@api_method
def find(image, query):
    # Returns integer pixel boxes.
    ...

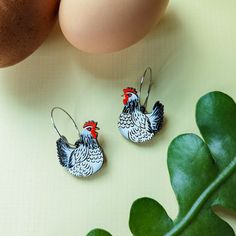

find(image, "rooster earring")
[118,67,164,143]
[51,107,104,177]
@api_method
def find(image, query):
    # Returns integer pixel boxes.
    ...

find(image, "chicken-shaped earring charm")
[51,107,104,177]
[118,67,164,143]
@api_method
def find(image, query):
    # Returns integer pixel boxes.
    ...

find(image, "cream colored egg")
[59,0,169,53]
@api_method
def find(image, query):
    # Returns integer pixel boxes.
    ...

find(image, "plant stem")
[165,156,236,236]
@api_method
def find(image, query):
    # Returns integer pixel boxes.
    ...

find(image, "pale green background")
[0,0,236,235]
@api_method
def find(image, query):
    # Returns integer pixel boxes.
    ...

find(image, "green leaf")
[87,229,112,236]
[129,91,236,236]
[166,134,236,236]
[196,91,236,212]
[129,198,173,236]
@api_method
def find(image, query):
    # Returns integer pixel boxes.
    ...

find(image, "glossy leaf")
[129,91,236,236]
[88,92,236,236]
[196,91,236,212]
[129,198,173,236]
[87,229,112,236]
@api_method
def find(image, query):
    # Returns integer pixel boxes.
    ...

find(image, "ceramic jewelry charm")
[51,107,104,177]
[118,67,164,143]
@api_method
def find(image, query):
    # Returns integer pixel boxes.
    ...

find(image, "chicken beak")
[96,127,100,130]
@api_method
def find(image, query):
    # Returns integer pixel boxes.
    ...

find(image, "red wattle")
[91,130,98,139]
[123,95,128,105]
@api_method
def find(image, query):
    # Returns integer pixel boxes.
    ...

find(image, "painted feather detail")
[118,87,164,143]
[56,121,104,177]
[147,101,164,132]
[56,137,75,168]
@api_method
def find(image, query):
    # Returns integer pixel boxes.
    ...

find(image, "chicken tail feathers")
[56,137,75,168]
[148,101,164,132]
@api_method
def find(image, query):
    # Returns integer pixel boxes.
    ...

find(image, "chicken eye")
[87,127,92,131]
[128,93,132,97]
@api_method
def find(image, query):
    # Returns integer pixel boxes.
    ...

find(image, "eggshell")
[59,0,169,53]
[0,0,59,68]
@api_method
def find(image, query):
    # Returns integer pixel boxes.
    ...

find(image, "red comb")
[83,121,97,128]
[123,87,137,94]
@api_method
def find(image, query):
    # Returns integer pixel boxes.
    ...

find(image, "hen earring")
[118,67,164,143]
[51,107,104,177]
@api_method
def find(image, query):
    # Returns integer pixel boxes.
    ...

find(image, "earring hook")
[139,67,152,112]
[51,107,80,146]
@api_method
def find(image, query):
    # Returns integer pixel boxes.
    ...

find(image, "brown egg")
[0,0,59,68]
[59,0,169,53]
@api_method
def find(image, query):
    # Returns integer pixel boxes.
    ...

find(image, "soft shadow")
[73,9,183,82]
[0,23,74,108]
[0,10,183,107]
